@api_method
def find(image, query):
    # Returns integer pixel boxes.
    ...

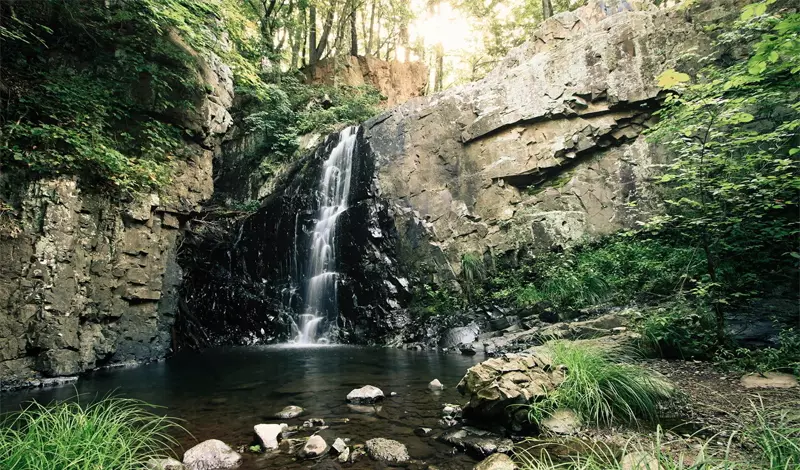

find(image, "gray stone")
[35,349,81,377]
[299,435,327,458]
[145,458,185,470]
[474,453,517,470]
[183,439,242,470]
[337,446,350,463]
[429,378,445,390]
[441,323,481,348]
[254,423,287,450]
[439,429,513,457]
[275,405,304,419]
[346,385,384,404]
[331,437,348,456]
[365,438,410,463]
[414,427,433,437]
[541,409,581,435]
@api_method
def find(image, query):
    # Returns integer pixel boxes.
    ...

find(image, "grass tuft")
[528,342,673,427]
[0,396,183,470]
[745,399,800,470]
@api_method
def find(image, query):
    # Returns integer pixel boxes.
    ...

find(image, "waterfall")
[293,126,358,344]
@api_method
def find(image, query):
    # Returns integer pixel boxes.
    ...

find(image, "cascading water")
[292,126,358,344]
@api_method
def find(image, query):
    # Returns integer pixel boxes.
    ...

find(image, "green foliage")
[239,74,383,163]
[489,238,700,312]
[0,397,181,470]
[413,283,466,317]
[524,342,672,427]
[648,5,800,341]
[715,328,800,375]
[745,400,800,470]
[639,302,719,359]
[0,0,213,194]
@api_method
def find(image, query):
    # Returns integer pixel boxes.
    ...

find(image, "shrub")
[715,328,800,375]
[0,397,182,470]
[745,400,800,470]
[525,342,673,427]
[639,302,719,359]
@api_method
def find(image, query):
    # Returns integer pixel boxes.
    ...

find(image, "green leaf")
[657,70,691,88]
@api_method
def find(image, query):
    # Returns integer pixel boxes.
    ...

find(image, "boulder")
[346,385,384,404]
[460,343,478,355]
[441,323,481,348]
[183,439,242,470]
[254,423,287,450]
[145,458,185,470]
[299,435,328,458]
[457,352,564,429]
[365,438,410,463]
[620,451,665,470]
[474,453,517,470]
[275,405,304,419]
[429,378,445,390]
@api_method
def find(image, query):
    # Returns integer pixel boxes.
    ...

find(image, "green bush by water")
[0,397,181,470]
[525,342,672,427]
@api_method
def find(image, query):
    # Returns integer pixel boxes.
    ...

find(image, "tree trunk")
[350,0,358,56]
[367,0,376,56]
[542,0,553,19]
[309,5,318,65]
[435,44,444,92]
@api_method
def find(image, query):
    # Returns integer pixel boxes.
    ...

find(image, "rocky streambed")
[5,315,797,470]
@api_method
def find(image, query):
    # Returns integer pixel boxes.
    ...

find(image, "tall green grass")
[527,342,673,427]
[516,401,800,469]
[0,397,182,470]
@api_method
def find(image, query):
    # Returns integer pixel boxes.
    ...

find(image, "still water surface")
[2,345,486,469]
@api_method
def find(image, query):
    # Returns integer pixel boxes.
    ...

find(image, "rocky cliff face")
[0,51,233,388]
[306,55,428,107]
[364,0,726,277]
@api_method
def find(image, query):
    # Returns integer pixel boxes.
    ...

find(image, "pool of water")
[1,345,486,469]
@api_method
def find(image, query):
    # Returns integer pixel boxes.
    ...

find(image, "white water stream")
[293,126,358,344]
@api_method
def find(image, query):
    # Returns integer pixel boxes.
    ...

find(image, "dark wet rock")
[183,439,242,470]
[439,428,513,458]
[429,379,445,390]
[541,409,581,435]
[303,418,326,428]
[311,461,341,470]
[145,458,184,470]
[346,385,384,404]
[299,435,327,458]
[460,343,478,355]
[365,438,410,463]
[414,427,433,437]
[474,452,517,470]
[254,423,287,450]
[275,405,304,419]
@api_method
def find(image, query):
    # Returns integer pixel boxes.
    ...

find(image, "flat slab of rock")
[541,409,580,435]
[145,458,184,470]
[474,452,517,470]
[740,372,798,389]
[254,423,288,449]
[299,435,327,458]
[275,405,304,419]
[346,385,384,404]
[183,439,242,470]
[439,429,513,457]
[365,438,410,463]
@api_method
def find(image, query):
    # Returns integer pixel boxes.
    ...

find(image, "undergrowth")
[515,400,800,469]
[0,397,182,470]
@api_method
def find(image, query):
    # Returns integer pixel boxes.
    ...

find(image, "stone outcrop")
[363,0,731,278]
[305,55,428,107]
[183,439,242,470]
[0,48,232,388]
[457,352,566,430]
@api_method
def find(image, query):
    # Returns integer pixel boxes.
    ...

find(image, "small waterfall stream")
[292,126,358,344]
